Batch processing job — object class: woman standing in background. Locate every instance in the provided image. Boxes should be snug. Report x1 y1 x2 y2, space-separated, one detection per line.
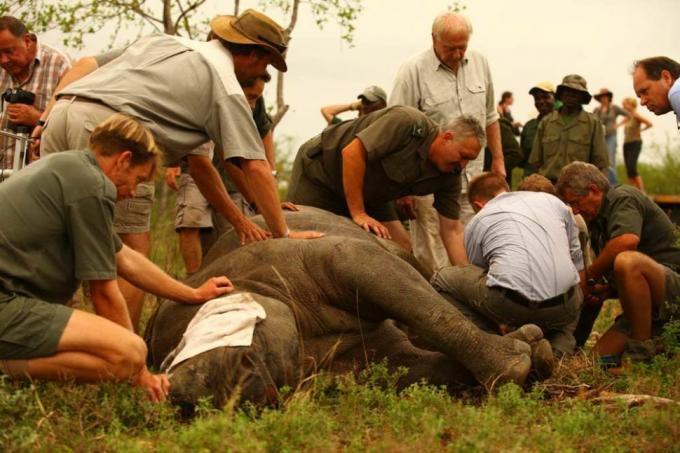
622 97 653 192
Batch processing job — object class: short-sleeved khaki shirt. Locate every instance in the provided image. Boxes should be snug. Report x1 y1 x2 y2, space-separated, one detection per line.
296 105 462 219
0 150 122 304
589 185 680 271
529 109 608 181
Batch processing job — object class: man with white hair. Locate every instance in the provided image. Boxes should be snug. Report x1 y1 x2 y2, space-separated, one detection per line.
390 12 504 271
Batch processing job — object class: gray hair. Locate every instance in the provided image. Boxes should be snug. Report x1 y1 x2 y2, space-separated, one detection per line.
432 12 473 39
441 115 485 145
555 161 609 196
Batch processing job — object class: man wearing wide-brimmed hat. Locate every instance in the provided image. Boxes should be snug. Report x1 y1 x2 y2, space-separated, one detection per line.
520 81 556 175
529 74 608 183
593 88 629 185
31 9 322 328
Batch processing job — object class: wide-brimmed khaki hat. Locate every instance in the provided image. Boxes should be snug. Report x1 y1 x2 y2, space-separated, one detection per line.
593 88 614 101
556 74 592 104
528 81 556 96
210 9 288 72
358 85 387 104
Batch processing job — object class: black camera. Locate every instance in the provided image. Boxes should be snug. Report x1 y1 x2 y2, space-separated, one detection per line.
2 88 36 132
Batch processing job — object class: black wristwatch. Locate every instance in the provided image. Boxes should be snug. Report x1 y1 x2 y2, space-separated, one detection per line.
36 119 46 127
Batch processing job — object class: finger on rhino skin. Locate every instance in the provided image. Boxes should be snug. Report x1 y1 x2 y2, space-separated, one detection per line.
146 208 534 407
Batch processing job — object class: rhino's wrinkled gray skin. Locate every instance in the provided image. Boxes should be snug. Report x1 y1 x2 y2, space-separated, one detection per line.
146 207 532 407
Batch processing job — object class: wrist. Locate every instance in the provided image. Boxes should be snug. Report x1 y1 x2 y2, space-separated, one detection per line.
274 228 290 239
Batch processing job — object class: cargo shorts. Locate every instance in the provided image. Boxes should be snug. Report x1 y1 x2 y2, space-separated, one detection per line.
42 98 156 235
175 173 213 230
0 293 73 360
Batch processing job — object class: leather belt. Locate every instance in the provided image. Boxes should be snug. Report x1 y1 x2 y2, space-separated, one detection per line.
496 286 576 309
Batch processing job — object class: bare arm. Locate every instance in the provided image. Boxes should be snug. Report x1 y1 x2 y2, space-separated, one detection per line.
88 279 134 331
341 138 390 238
262 130 276 170
320 101 360 124
186 154 269 244
636 112 653 131
486 121 506 177
438 214 469 265
116 244 234 304
222 160 256 203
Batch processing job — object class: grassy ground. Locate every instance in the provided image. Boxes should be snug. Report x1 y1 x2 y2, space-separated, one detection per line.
3 156 680 451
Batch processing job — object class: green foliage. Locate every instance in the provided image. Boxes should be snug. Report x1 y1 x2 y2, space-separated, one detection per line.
617 138 680 195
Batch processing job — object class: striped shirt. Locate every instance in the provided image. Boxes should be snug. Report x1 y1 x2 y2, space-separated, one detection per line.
0 42 71 169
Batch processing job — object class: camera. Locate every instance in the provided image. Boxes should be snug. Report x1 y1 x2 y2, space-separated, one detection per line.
2 88 36 132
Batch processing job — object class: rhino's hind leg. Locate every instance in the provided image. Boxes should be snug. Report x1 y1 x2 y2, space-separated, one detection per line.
168 296 301 409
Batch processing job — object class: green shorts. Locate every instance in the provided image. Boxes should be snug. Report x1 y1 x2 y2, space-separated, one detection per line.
611 265 680 336
0 296 73 360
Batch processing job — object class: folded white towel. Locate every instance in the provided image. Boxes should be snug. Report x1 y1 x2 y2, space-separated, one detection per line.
162 292 267 373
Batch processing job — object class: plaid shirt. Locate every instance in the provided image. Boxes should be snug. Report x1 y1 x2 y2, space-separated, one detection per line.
0 42 71 169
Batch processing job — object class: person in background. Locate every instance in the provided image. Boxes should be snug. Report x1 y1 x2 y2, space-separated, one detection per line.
593 88 629 184
621 97 652 192
320 85 387 125
0 15 70 170
520 82 556 176
529 74 608 183
497 91 521 135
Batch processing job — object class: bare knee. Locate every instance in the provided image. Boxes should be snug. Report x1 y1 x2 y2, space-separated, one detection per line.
104 335 147 381
613 251 643 280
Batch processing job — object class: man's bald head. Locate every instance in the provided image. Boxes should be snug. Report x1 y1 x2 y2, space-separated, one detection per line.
431 13 472 72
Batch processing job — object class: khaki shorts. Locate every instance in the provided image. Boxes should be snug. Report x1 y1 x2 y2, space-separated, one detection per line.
611 265 680 335
0 295 73 360
42 98 155 235
175 173 213 230
114 181 155 234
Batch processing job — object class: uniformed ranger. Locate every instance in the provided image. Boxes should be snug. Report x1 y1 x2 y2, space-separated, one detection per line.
288 105 484 267
529 74 608 182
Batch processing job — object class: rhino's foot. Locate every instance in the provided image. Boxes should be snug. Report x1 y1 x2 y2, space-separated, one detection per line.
506 324 555 381
467 333 532 387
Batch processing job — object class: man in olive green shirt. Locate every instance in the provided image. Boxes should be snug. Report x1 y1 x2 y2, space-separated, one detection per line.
289 105 484 267
529 75 608 183
556 162 680 363
0 114 233 402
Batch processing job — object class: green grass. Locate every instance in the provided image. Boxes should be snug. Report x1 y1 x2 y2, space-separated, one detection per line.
3 147 680 451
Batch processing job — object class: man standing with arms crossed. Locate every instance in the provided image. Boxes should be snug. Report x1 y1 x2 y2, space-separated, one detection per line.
390 12 504 271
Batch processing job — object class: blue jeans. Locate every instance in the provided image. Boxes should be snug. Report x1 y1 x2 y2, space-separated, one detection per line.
605 134 618 184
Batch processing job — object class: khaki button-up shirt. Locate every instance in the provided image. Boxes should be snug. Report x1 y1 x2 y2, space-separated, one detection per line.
529 109 608 181
389 48 498 190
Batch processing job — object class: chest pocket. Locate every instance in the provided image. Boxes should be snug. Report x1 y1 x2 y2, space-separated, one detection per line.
566 127 592 161
541 133 561 158
381 150 422 185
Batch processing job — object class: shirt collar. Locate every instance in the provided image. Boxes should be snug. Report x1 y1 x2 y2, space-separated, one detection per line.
428 47 468 73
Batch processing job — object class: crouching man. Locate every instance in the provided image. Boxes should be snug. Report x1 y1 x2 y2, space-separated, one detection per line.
431 173 584 357
556 162 680 362
0 114 233 401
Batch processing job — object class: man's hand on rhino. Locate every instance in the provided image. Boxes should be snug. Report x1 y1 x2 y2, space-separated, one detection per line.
192 275 235 302
288 230 325 240
396 196 417 220
164 167 181 191
235 218 271 245
134 367 170 403
281 201 299 211
352 213 391 239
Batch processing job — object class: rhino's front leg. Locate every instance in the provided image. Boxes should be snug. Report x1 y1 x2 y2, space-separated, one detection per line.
329 241 531 386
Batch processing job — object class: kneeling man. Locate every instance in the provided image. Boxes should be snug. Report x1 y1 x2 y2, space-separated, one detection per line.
431 173 584 356
0 114 233 401
556 161 680 362
288 105 484 266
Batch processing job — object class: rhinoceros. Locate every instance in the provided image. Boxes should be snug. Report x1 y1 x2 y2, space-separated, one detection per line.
146 207 544 407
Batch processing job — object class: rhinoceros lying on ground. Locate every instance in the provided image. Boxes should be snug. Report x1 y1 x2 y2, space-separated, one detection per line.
146 207 538 407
